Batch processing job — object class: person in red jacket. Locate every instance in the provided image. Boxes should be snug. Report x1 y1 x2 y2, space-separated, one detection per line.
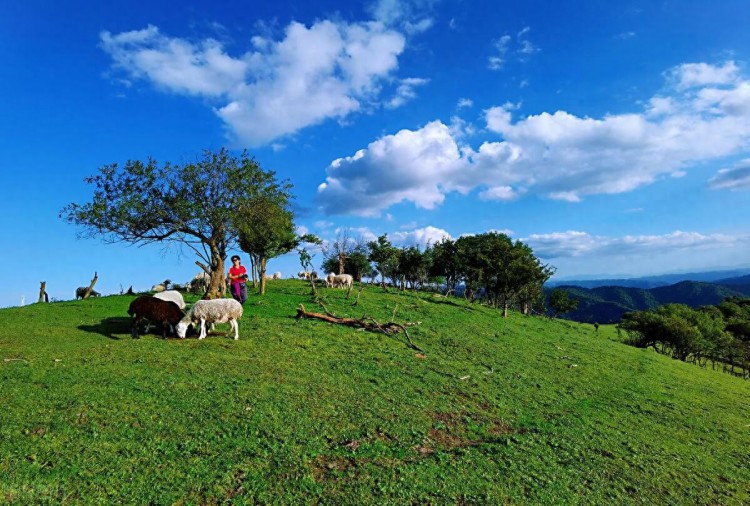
227 255 248 304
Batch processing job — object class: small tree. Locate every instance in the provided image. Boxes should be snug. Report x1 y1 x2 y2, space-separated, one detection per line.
368 234 399 290
297 234 322 296
549 289 579 318
235 195 297 295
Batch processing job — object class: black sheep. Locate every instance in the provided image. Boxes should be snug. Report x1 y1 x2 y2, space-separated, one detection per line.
127 295 185 339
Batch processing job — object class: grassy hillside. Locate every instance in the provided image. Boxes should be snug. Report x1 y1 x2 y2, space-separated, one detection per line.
1 281 749 504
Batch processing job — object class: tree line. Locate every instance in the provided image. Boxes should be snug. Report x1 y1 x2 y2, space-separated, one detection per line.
319 231 554 317
618 297 750 379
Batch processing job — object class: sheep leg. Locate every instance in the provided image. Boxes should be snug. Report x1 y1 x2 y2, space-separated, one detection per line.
198 318 207 339
231 319 239 340
131 316 142 339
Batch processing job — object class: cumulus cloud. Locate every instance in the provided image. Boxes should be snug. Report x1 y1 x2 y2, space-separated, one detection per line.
391 225 452 247
101 19 408 146
709 158 750 190
668 61 740 90
316 61 750 215
524 230 748 259
316 121 467 215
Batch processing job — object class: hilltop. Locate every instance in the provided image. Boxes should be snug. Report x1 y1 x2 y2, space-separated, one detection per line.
1 281 748 504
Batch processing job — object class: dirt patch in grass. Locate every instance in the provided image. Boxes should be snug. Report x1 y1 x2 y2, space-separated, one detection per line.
310 455 358 482
423 411 519 452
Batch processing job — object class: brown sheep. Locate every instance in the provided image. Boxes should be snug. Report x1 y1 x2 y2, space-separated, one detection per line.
127 295 185 339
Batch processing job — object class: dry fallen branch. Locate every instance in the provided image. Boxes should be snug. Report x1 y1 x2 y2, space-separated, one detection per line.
295 304 423 352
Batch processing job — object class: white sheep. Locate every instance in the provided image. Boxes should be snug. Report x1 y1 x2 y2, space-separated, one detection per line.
325 272 336 288
153 290 186 309
334 274 353 289
150 279 171 293
176 298 243 340
272 272 282 280
187 272 210 293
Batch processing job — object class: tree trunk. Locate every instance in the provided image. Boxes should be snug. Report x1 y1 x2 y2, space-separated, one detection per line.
259 257 268 295
203 241 225 299
82 272 99 299
250 255 258 288
338 253 345 275
39 282 47 303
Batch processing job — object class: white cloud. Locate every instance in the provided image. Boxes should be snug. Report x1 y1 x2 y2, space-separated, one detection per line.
101 20 407 146
457 98 474 109
709 158 750 190
369 0 437 34
391 226 452 247
316 61 750 215
524 230 748 259
316 121 467 215
488 27 539 70
668 61 740 90
487 35 511 70
385 77 429 109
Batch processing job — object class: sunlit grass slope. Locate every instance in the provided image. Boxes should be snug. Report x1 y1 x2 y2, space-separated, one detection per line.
1 280 748 504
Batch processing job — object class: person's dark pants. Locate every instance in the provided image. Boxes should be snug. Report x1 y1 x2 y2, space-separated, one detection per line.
231 282 247 304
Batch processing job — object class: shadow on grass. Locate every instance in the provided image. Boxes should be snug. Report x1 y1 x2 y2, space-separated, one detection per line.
78 317 133 340
422 296 476 311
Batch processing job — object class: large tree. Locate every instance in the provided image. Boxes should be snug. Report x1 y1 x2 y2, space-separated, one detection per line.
60 148 292 298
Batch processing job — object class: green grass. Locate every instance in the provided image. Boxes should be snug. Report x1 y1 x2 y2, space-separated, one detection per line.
1 281 748 504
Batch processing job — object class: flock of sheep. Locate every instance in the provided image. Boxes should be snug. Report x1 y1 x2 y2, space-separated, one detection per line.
127 292 243 340
117 271 355 341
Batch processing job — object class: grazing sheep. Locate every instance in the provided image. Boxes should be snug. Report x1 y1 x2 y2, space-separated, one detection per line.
127 295 185 339
153 290 186 309
151 279 171 293
187 272 210 293
272 272 282 280
333 274 353 289
325 272 336 288
75 287 101 299
176 299 243 340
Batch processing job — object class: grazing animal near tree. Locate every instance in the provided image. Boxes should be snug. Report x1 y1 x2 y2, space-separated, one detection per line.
127 295 185 339
151 279 171 293
176 298 243 340
187 272 210 293
153 290 186 309
333 274 353 289
75 287 101 299
325 272 336 288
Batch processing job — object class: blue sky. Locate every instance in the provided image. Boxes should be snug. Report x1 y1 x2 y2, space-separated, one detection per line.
2 0 750 307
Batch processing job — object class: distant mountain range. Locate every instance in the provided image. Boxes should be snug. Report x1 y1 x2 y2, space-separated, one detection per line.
545 271 750 324
547 268 750 289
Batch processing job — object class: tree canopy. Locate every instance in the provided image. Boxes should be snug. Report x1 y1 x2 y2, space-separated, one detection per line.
61 148 293 298
235 195 297 295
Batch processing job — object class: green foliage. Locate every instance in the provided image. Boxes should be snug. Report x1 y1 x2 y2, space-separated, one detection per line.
619 299 750 376
549 289 579 317
367 234 400 288
455 232 554 315
235 195 298 294
60 148 292 297
1 286 749 504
